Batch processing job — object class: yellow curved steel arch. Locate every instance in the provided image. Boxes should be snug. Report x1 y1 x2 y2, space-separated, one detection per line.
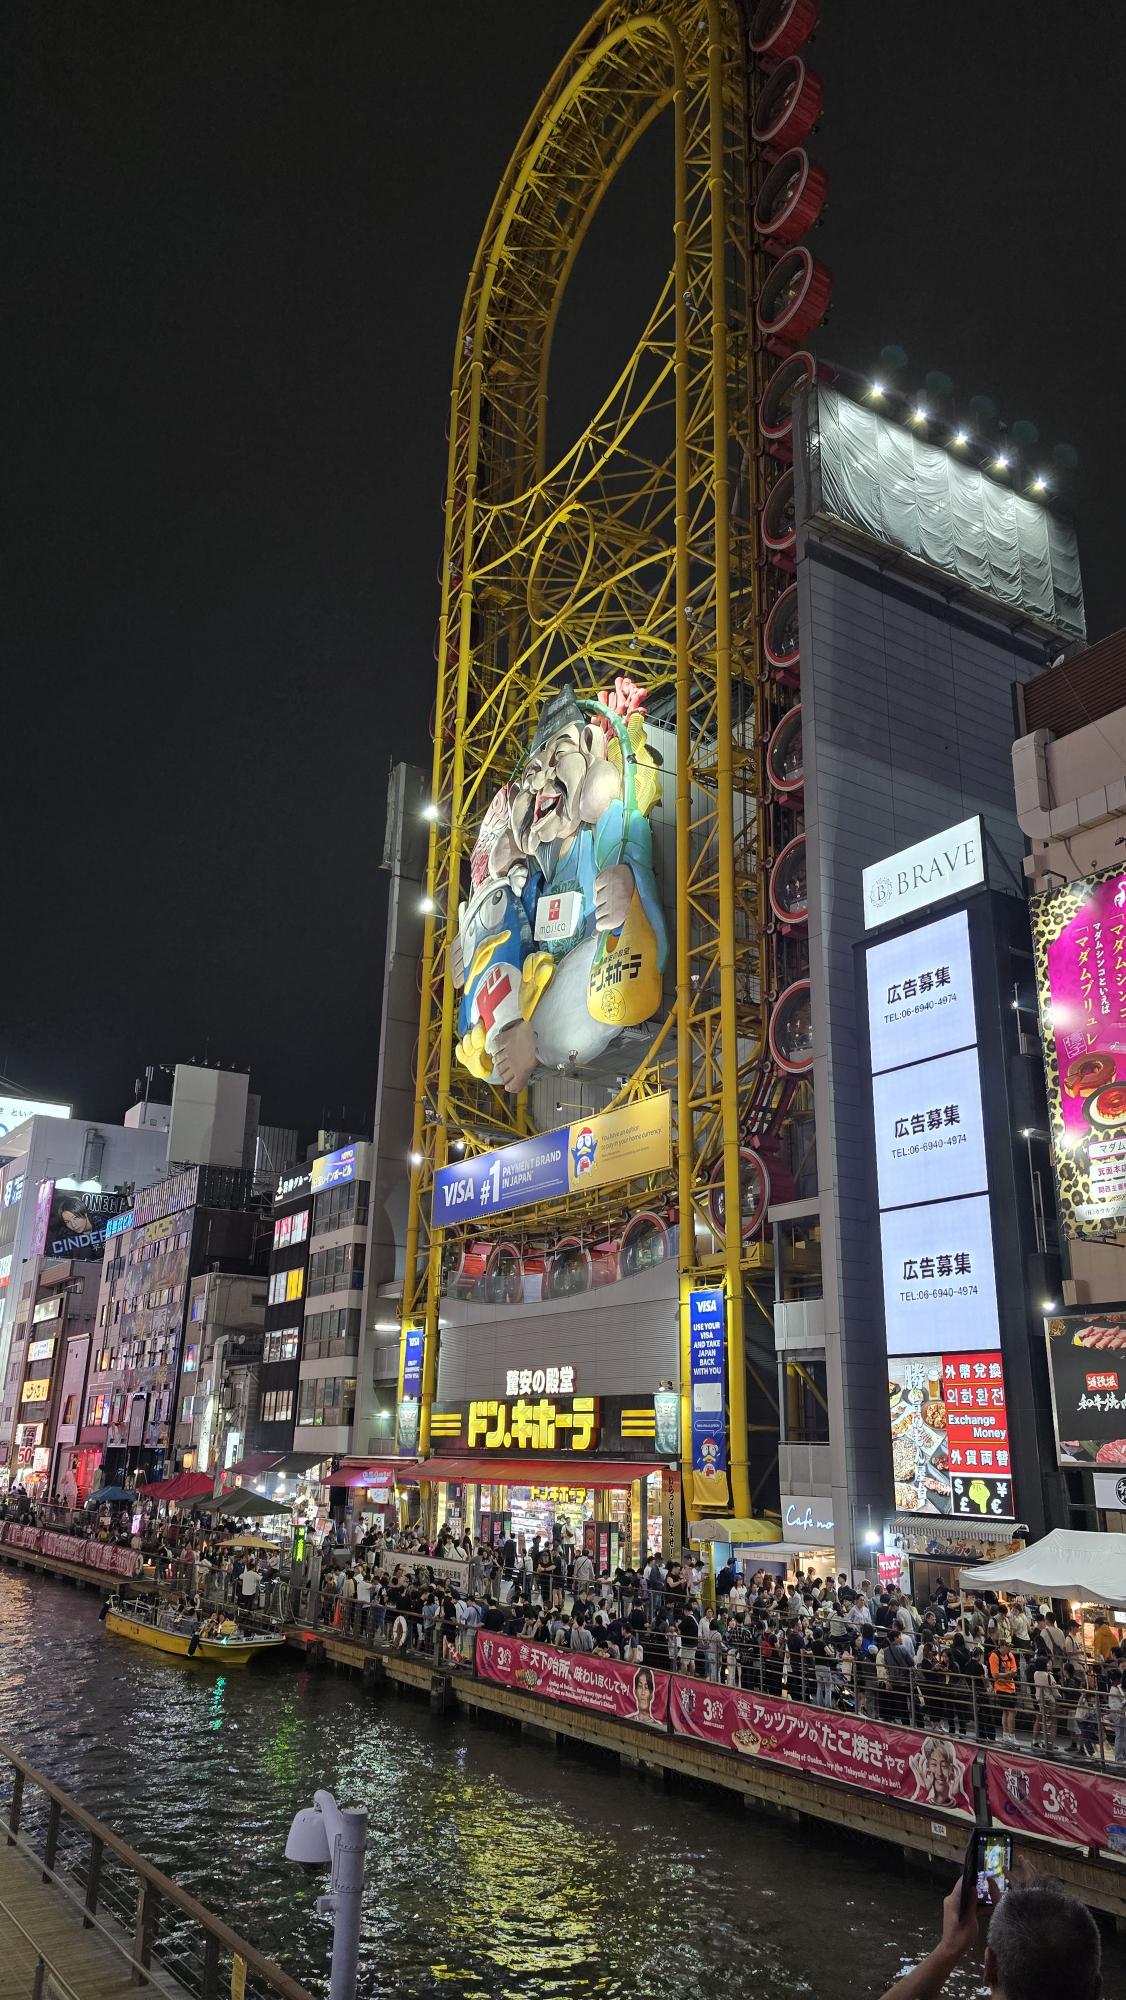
401 0 781 1518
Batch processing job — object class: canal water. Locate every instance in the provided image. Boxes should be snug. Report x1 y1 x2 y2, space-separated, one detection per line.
0 1571 1119 2000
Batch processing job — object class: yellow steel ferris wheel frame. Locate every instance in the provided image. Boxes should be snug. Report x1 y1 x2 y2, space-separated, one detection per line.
401 0 785 1519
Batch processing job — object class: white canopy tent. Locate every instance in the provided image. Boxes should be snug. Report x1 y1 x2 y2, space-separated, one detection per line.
958 1529 1126 1608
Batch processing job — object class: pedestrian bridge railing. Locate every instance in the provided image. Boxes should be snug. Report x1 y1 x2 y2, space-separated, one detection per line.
0 1741 312 2000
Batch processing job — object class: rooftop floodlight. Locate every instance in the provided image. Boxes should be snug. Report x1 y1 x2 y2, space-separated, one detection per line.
419 896 435 914
952 430 968 447
869 381 885 398
910 405 927 424
993 452 1010 472
1032 474 1049 493
421 802 440 821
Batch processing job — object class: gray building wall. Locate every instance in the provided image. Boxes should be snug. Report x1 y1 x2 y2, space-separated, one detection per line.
355 762 429 1453
796 526 1055 1563
435 1259 679 1405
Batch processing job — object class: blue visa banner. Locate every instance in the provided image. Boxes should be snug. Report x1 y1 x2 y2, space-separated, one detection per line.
401 1329 424 1400
689 1289 729 1510
432 1129 568 1225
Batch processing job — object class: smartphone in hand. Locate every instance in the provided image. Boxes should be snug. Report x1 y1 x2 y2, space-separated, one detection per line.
961 1827 1013 1913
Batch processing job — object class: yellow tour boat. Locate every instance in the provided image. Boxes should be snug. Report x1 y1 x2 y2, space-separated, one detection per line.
103 1599 286 1668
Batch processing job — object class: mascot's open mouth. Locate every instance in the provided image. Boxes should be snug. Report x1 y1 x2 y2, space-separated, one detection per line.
533 788 562 824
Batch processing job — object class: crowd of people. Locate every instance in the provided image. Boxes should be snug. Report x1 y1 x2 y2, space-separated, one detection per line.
311 1528 1126 1766
8 1484 1126 1768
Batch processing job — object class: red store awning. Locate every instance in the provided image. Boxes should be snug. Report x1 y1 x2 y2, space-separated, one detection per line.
331 1462 402 1490
405 1458 666 1489
139 1472 215 1502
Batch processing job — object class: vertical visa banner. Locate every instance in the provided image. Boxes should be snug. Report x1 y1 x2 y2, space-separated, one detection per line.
401 1328 424 1400
689 1289 729 1510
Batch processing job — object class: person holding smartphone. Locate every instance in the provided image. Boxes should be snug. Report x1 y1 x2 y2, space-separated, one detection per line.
877 1865 1101 2000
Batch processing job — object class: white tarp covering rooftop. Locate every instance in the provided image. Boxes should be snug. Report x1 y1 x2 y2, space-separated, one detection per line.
809 386 1085 640
958 1528 1126 1607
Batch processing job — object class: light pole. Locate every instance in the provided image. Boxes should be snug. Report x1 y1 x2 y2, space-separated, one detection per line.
285 1789 368 2000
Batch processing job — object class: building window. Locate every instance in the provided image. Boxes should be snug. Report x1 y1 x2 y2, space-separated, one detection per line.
85 1392 109 1426
307 1242 366 1299
296 1375 356 1428
311 1181 369 1237
262 1389 294 1423
301 1308 360 1361
61 1394 78 1426
183 1345 199 1373
783 1357 830 1445
269 1267 305 1306
264 1328 300 1364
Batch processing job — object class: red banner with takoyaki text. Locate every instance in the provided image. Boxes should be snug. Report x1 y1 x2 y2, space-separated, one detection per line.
668 1681 974 1815
475 1632 670 1728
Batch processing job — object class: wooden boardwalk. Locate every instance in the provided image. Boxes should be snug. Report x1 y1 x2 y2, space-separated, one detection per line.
0 1840 149 1997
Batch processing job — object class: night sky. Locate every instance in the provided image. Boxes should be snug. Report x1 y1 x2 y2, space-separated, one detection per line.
5 4 1123 1142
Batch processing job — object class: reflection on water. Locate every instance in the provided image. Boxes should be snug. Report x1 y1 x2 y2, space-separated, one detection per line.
0 1571 1120 1998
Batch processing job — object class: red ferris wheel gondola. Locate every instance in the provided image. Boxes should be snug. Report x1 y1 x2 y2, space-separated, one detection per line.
770 979 814 1075
769 833 808 927
758 350 816 457
754 149 828 247
751 56 823 150
767 703 803 797
707 1150 771 1242
756 247 833 348
748 0 821 59
764 582 800 676
761 466 797 565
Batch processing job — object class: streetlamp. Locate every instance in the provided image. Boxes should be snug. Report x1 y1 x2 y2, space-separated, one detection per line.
285 1790 368 2000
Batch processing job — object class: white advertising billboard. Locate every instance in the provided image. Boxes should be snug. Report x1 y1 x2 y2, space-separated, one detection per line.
866 911 977 1076
879 1194 1000 1356
871 1045 989 1210
0 1097 70 1139
862 816 985 931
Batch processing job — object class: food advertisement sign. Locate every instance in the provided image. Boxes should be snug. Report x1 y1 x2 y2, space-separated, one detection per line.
890 1353 1013 1518
1032 866 1126 1237
669 1684 974 1816
476 1633 670 1727
1044 1308 1126 1467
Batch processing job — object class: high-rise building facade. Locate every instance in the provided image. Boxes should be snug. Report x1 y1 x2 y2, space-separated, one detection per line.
381 0 1087 1582
1012 630 1126 1531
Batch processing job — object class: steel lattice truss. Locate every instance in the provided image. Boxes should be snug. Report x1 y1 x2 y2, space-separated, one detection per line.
401 0 800 1508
